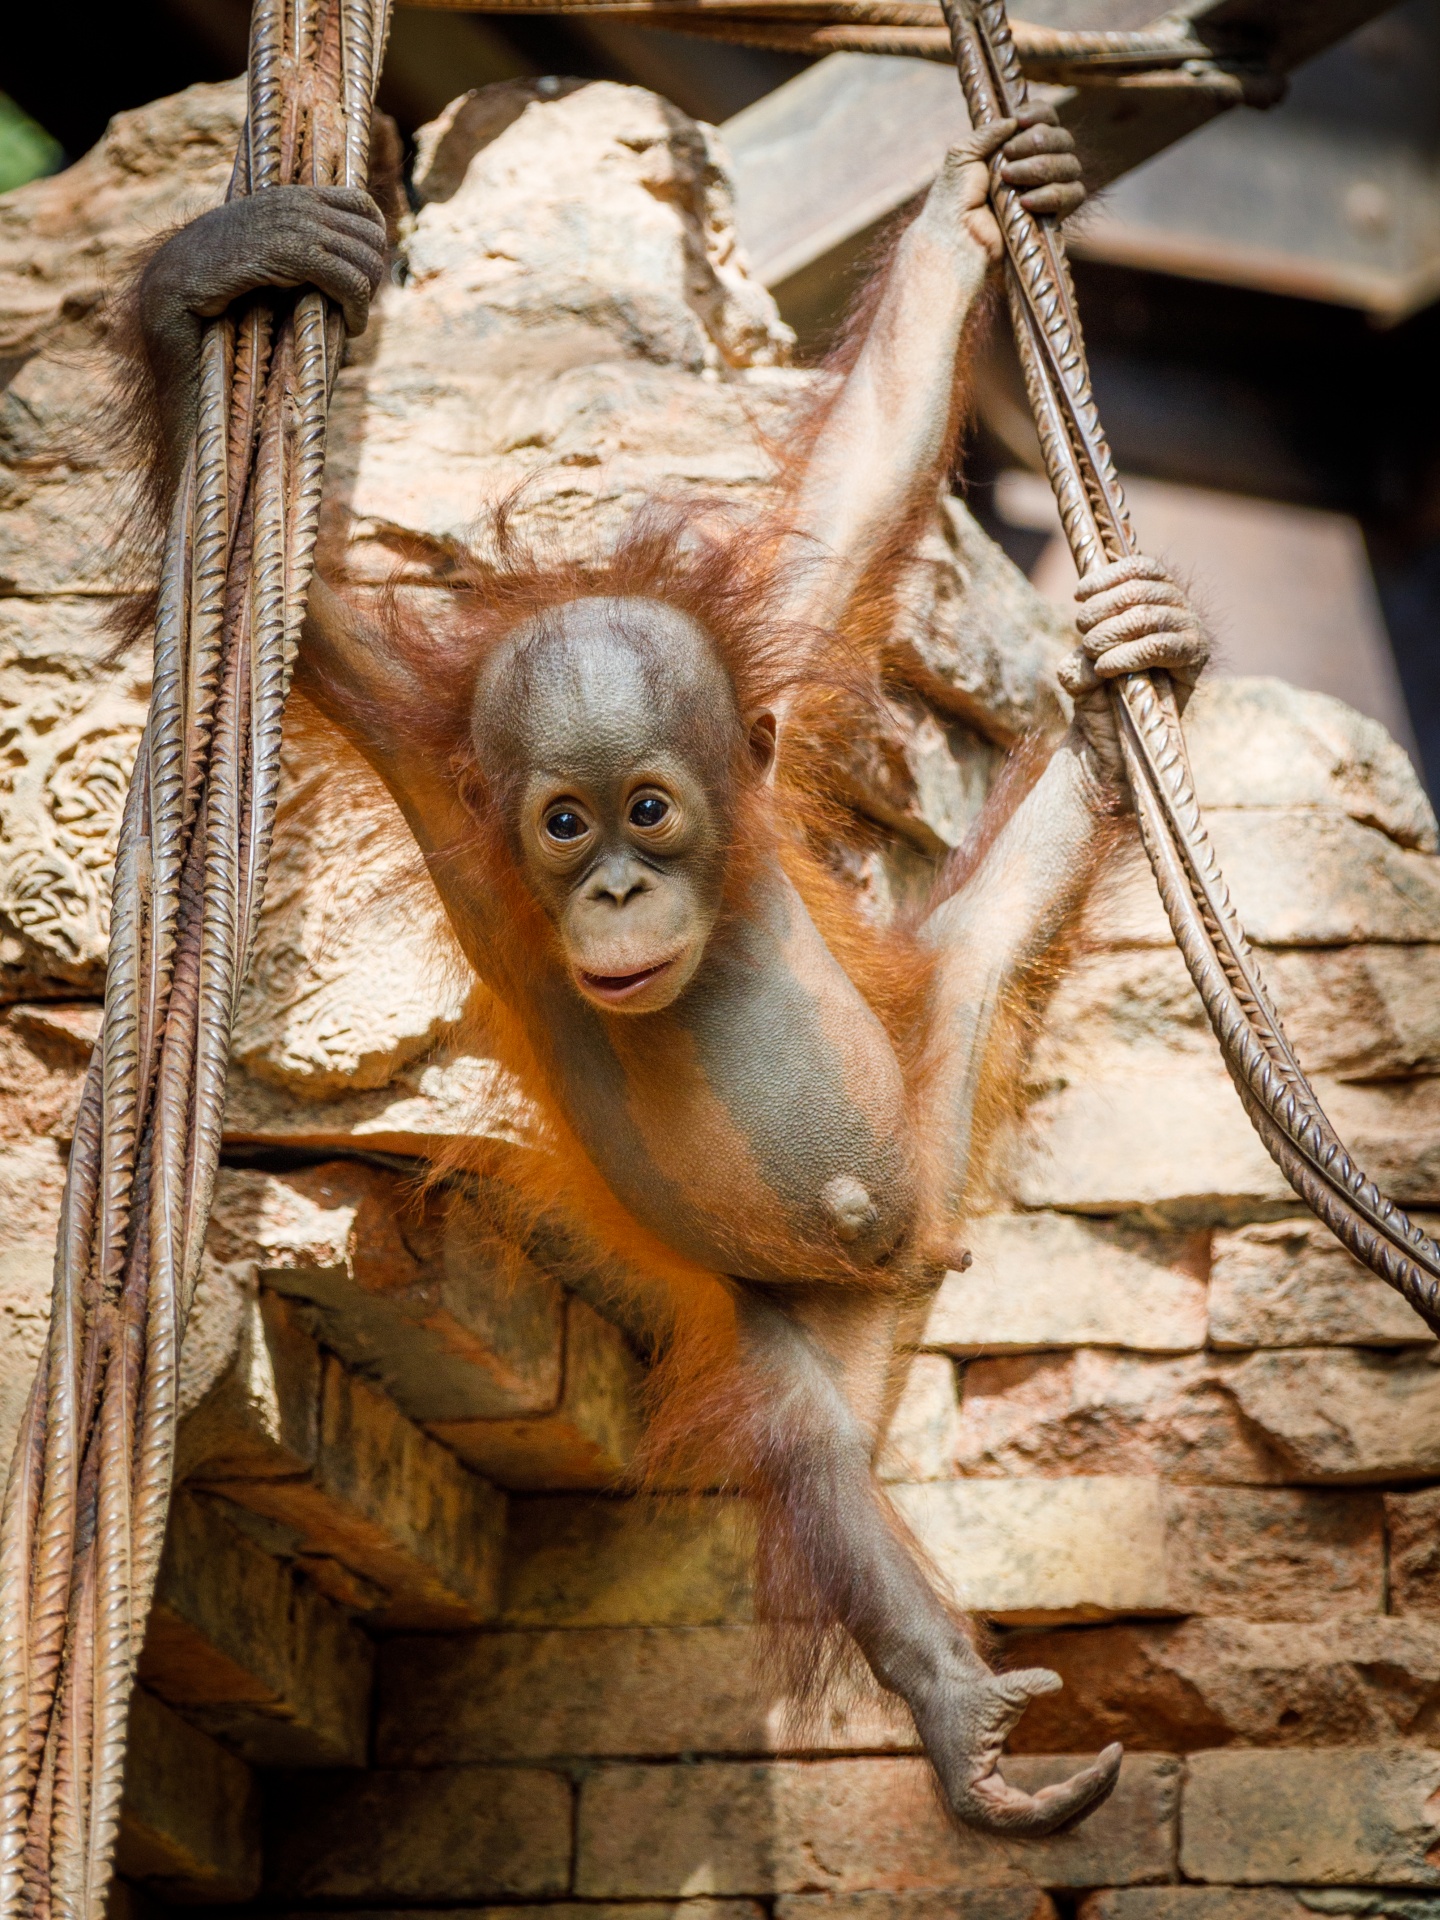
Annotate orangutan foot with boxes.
[912,1655,1123,1837]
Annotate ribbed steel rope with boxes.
[940,0,1440,1333]
[0,4,391,1915]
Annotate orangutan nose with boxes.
[590,858,652,908]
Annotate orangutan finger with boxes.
[1075,553,1171,600]
[1087,631,1211,680]
[1076,577,1188,633]
[1017,181,1086,219]
[1000,152,1082,192]
[998,123,1076,166]
[1081,605,1197,658]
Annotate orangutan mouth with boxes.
[579,960,674,1004]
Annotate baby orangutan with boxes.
[137,105,1207,1837]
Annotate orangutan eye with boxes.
[629,795,669,830]
[544,808,588,843]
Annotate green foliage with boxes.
[0,91,63,195]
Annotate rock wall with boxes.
[1,72,1439,1920]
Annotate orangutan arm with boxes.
[775,109,1081,636]
[919,548,1210,1200]
[919,730,1108,1199]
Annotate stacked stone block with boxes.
[0,68,1437,1920]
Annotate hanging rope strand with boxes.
[941,0,1440,1333]
[0,6,391,1916]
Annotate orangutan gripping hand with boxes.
[778,104,1083,634]
[137,185,388,479]
[1059,554,1211,788]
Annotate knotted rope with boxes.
[943,0,1440,1336]
[0,4,390,1914]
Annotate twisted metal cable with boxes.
[0,4,391,1915]
[940,0,1440,1334]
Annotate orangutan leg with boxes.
[732,1284,1121,1837]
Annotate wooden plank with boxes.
[718,1,1400,293]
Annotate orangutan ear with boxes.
[748,710,778,778]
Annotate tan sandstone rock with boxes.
[925,1212,1209,1356]
[375,1622,913,1764]
[1387,1486,1440,1618]
[0,71,1047,1107]
[1080,809,1440,950]
[893,1479,1382,1623]
[1003,1616,1440,1753]
[1182,678,1439,851]
[572,1754,1178,1897]
[877,1353,965,1482]
[951,1350,1281,1484]
[951,1346,1440,1485]
[1180,1747,1440,1886]
[1084,1894,1440,1918]
[1211,1217,1440,1348]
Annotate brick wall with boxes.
[1,69,1437,1920]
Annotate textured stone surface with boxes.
[221,1048,533,1155]
[877,1353,964,1482]
[951,1351,1278,1484]
[430,1294,645,1489]
[13,70,1440,1918]
[501,1493,756,1626]
[1002,1617,1440,1753]
[895,1480,1382,1623]
[0,1134,68,1466]
[1010,929,1440,1219]
[575,1755,1177,1895]
[223,1166,567,1423]
[141,1489,372,1768]
[1387,1487,1440,1618]
[1082,1894,1440,1919]
[1180,1748,1440,1886]
[264,1767,573,1900]
[375,1624,912,1765]
[291,1909,766,1920]
[893,1476,1172,1620]
[951,1347,1440,1485]
[1079,809,1440,949]
[0,606,149,990]
[833,686,1001,854]
[232,737,471,1098]
[325,77,794,581]
[1161,1486,1384,1622]
[1210,1217,1440,1348]
[118,1687,261,1904]
[781,1899,1058,1920]
[926,1213,1208,1357]
[888,496,1073,742]
[1222,1348,1440,1482]
[1181,678,1438,851]
[1011,1056,1440,1221]
[0,81,243,987]
[1028,946,1440,1090]
[1265,946,1440,1080]
[187,1297,507,1628]
[0,78,242,358]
